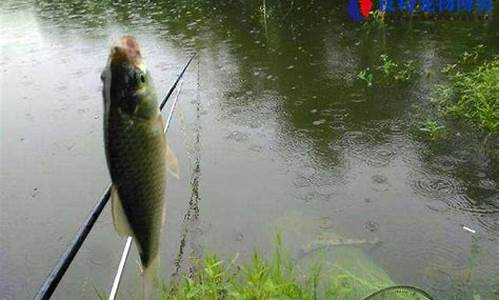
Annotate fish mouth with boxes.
[110,35,144,70]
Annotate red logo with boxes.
[360,0,373,17]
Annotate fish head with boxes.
[102,35,158,119]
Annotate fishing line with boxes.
[172,56,203,278]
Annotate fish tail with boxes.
[142,255,160,300]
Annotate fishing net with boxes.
[274,214,433,300]
[309,246,394,299]
[363,285,434,300]
[306,247,433,300]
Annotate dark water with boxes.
[1,0,498,299]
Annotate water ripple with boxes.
[409,170,463,199]
[410,170,498,233]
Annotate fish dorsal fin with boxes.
[165,144,179,179]
[111,185,133,237]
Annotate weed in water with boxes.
[461,44,485,64]
[419,119,446,140]
[362,10,386,30]
[378,54,416,83]
[357,67,373,87]
[356,55,416,87]
[438,59,498,132]
[379,54,398,77]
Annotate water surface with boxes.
[1,1,498,299]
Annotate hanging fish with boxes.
[101,35,178,300]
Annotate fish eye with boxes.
[140,74,145,83]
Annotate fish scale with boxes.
[106,108,167,267]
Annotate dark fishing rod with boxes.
[33,54,196,300]
[160,54,195,111]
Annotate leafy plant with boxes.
[438,59,498,132]
[419,119,446,140]
[356,55,416,87]
[461,44,485,64]
[362,9,386,30]
[379,54,398,77]
[378,54,416,83]
[357,67,373,87]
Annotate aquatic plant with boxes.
[419,119,446,140]
[357,67,374,87]
[356,55,416,87]
[437,58,498,132]
[378,54,416,83]
[379,54,398,76]
[461,44,485,64]
[362,9,386,30]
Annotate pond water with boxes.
[1,0,498,299]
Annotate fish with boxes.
[101,35,178,299]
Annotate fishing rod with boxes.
[33,54,196,300]
[108,81,185,300]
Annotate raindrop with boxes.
[372,174,388,184]
[364,221,379,232]
[31,187,39,198]
[312,119,326,126]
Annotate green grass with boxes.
[362,10,386,30]
[160,236,322,300]
[419,119,446,140]
[436,58,498,132]
[356,55,416,87]
[357,67,373,87]
[378,54,416,83]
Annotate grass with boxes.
[160,235,323,300]
[357,54,416,87]
[419,119,446,140]
[362,10,386,30]
[378,54,416,83]
[435,58,498,133]
[357,67,373,87]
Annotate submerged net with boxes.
[275,214,433,299]
[303,247,433,300]
[363,285,434,300]
[306,246,393,299]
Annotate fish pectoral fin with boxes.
[111,185,133,237]
[165,143,179,179]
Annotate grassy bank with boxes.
[160,237,323,300]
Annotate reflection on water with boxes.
[1,0,498,299]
